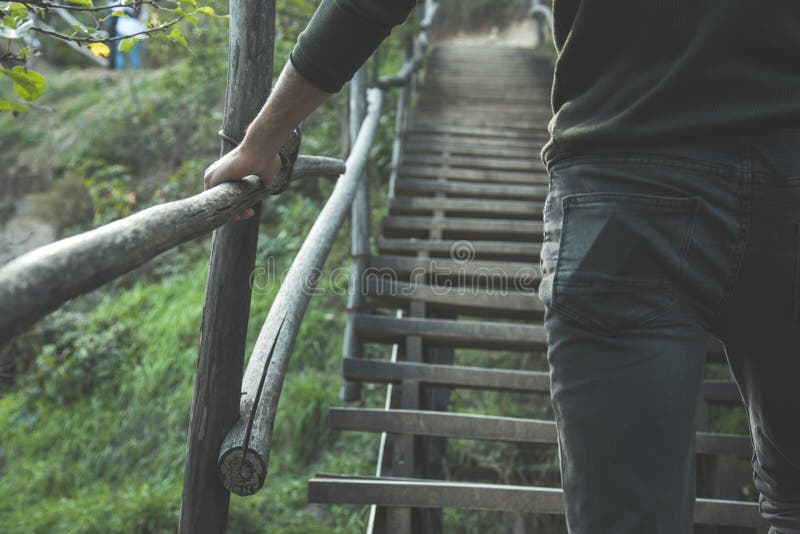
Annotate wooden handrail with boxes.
[0,156,344,344]
[216,89,383,496]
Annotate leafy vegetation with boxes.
[0,0,223,112]
[0,1,409,532]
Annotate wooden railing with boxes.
[0,0,441,532]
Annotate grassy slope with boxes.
[0,17,405,531]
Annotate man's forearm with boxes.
[240,61,331,155]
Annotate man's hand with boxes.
[203,144,281,221]
[202,61,331,222]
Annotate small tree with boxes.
[0,0,218,112]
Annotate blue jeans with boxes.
[540,131,800,533]
[114,42,141,70]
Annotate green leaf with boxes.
[0,99,28,113]
[118,37,141,53]
[6,66,46,102]
[168,28,188,48]
[196,5,215,15]
[175,7,198,24]
[64,0,93,6]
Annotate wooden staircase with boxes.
[309,44,766,533]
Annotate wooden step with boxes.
[419,97,550,109]
[404,141,540,159]
[408,124,544,140]
[400,165,548,185]
[406,133,546,150]
[394,178,548,200]
[420,89,551,104]
[329,408,752,457]
[307,477,765,528]
[402,154,544,172]
[343,359,742,406]
[377,238,541,262]
[368,254,540,284]
[365,277,542,316]
[413,119,547,132]
[389,197,544,218]
[344,359,550,392]
[382,216,543,240]
[351,314,547,352]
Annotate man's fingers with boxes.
[232,208,255,221]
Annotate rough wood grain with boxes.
[178,1,275,531]
[0,156,343,345]
[308,477,766,528]
[217,90,384,496]
[341,66,369,402]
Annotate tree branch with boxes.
[22,0,160,13]
[29,16,181,44]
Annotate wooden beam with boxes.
[382,216,543,239]
[0,155,343,345]
[343,360,742,407]
[179,0,276,531]
[329,408,752,457]
[216,91,385,497]
[377,238,542,262]
[365,277,543,316]
[399,165,548,184]
[394,178,548,200]
[390,197,544,217]
[307,477,766,528]
[352,314,547,351]
[369,254,540,283]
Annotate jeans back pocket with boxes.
[552,193,699,333]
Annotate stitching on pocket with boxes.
[551,193,699,333]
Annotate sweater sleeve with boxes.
[290,0,418,93]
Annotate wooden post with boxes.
[387,40,414,200]
[341,66,369,402]
[179,1,275,532]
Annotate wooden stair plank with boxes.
[382,216,543,239]
[352,314,547,352]
[365,277,542,315]
[402,154,544,172]
[408,124,544,140]
[394,178,548,200]
[389,197,544,218]
[343,359,550,392]
[406,134,545,150]
[330,408,555,444]
[307,477,765,528]
[329,408,752,457]
[400,165,548,184]
[377,238,541,261]
[404,142,540,159]
[343,359,742,406]
[368,254,541,284]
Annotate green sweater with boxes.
[291,1,800,168]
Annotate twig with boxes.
[22,0,160,13]
[29,16,181,44]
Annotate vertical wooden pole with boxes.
[341,66,369,402]
[179,1,275,532]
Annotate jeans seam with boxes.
[793,222,800,327]
[550,152,734,177]
[716,151,753,310]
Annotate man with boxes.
[204,2,800,532]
